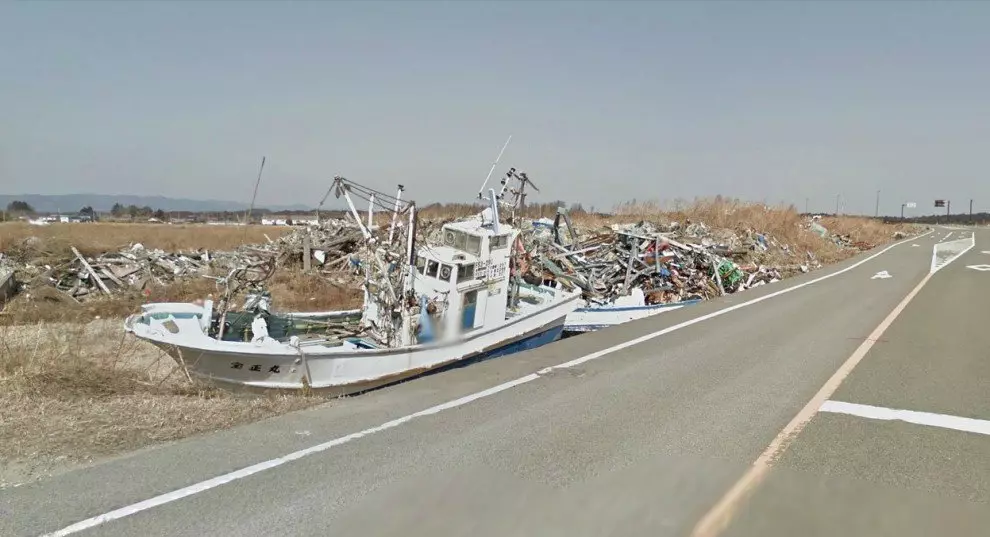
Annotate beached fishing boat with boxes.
[124,177,581,395]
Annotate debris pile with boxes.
[519,222,786,305]
[237,220,368,275]
[1,208,913,312]
[2,220,371,305]
[515,213,891,307]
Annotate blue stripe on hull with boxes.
[441,323,564,374]
[474,324,564,362]
[351,322,567,395]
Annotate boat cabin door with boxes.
[461,290,480,330]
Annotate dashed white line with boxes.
[40,230,932,537]
[820,401,990,436]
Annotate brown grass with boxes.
[1,270,364,325]
[0,316,333,485]
[605,198,918,263]
[420,197,917,265]
[0,224,362,483]
[1,221,363,325]
[0,222,294,262]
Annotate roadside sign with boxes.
[905,202,917,208]
[935,200,945,207]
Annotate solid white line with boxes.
[42,374,541,537]
[930,233,976,274]
[41,229,932,537]
[821,400,990,436]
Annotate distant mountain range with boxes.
[0,194,314,213]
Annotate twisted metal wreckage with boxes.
[479,166,794,332]
[124,176,581,394]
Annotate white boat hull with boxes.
[125,293,579,396]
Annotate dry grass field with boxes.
[0,222,295,258]
[0,201,921,486]
[0,319,326,486]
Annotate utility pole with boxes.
[875,189,880,218]
[901,203,905,219]
[835,194,840,215]
[970,199,974,223]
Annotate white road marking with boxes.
[982,251,990,255]
[911,244,920,247]
[820,401,990,436]
[930,233,976,273]
[944,232,954,241]
[692,237,939,537]
[41,230,932,537]
[966,265,990,272]
[871,271,892,279]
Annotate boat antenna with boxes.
[243,156,266,238]
[477,135,512,200]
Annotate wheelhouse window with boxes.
[445,229,467,250]
[444,228,482,256]
[426,260,439,278]
[457,263,475,282]
[489,234,509,252]
[439,263,453,282]
[464,234,482,256]
[416,256,426,274]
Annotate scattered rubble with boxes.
[514,211,899,307]
[0,210,915,314]
[1,220,369,305]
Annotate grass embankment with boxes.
[0,204,919,485]
[0,222,361,485]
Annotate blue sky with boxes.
[2,1,990,215]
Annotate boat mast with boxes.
[388,184,405,245]
[399,202,418,346]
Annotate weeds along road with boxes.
[5,226,989,537]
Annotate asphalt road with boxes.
[4,225,988,537]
